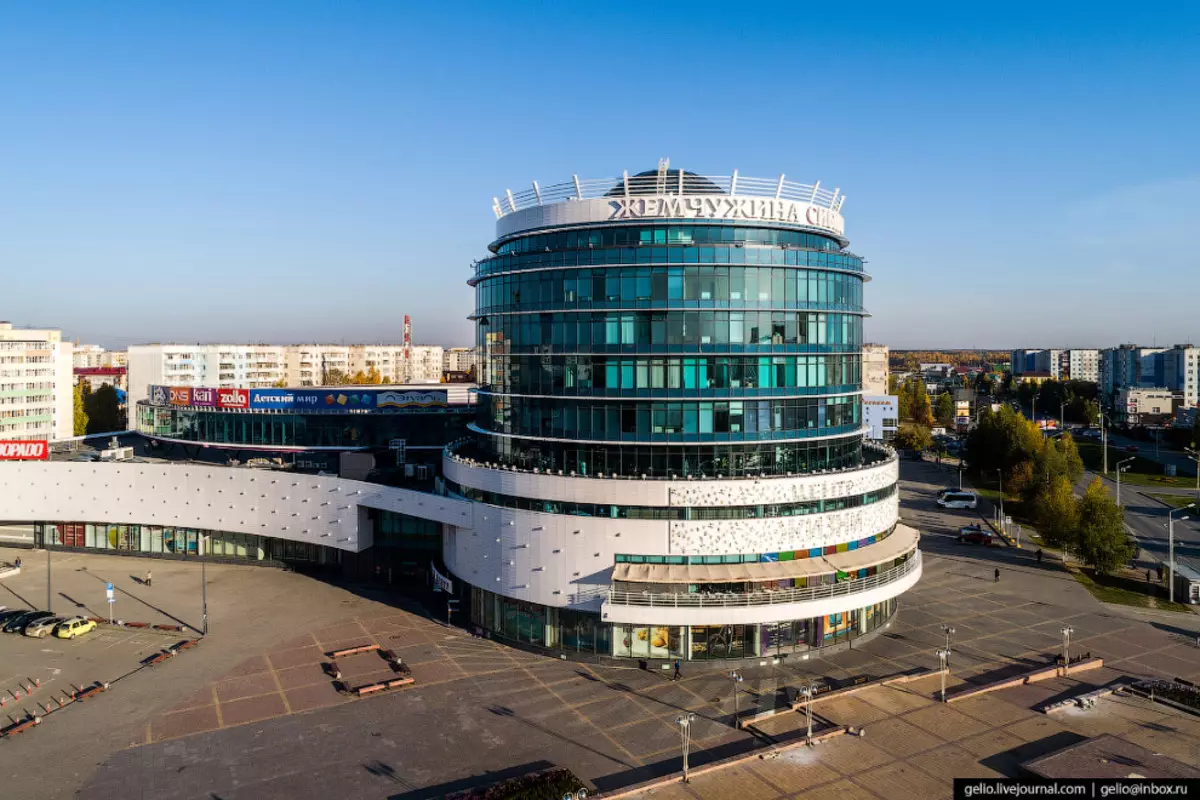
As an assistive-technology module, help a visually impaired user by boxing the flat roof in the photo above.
[1023,734,1200,780]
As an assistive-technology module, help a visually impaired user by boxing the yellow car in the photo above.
[54,616,97,640]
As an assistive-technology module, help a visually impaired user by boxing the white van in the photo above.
[937,490,979,509]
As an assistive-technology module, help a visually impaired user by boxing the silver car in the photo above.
[23,615,65,638]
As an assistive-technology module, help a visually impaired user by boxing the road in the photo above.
[1082,469,1200,572]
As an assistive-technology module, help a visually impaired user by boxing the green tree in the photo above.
[935,392,955,428]
[73,382,90,436]
[84,383,124,433]
[1075,477,1130,575]
[894,423,933,452]
[909,380,934,427]
[1033,475,1080,549]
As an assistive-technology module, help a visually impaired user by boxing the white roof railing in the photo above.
[493,171,845,220]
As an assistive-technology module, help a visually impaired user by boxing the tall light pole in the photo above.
[799,683,817,745]
[728,670,744,728]
[1168,504,1195,605]
[936,649,949,702]
[1101,413,1110,476]
[940,624,955,668]
[1185,447,1199,504]
[990,469,1004,532]
[1060,625,1074,670]
[201,533,209,635]
[1116,457,1135,508]
[674,713,696,782]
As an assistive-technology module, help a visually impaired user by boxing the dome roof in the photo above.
[604,169,724,197]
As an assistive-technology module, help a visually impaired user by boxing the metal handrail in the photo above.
[603,550,920,608]
[494,173,846,219]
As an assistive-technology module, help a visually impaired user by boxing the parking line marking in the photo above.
[211,685,224,727]
[269,665,293,714]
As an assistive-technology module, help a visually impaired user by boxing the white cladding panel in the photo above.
[0,463,475,552]
[445,453,898,510]
[668,495,899,555]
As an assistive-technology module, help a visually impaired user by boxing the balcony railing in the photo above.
[604,551,920,609]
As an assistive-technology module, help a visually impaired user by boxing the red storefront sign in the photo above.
[0,440,49,460]
[217,388,249,409]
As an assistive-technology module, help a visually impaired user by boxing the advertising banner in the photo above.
[169,387,192,406]
[217,388,249,409]
[192,387,218,407]
[292,390,376,410]
[431,562,453,593]
[249,389,299,410]
[377,390,447,409]
[0,440,49,460]
[149,385,169,406]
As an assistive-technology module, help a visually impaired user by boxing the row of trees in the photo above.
[272,367,385,387]
[72,382,125,436]
[1015,379,1100,426]
[965,406,1129,573]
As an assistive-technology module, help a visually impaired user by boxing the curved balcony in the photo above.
[601,550,921,627]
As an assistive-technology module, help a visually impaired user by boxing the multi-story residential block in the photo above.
[72,345,128,370]
[1162,345,1200,408]
[1064,349,1100,383]
[861,343,889,396]
[1116,387,1178,427]
[0,322,75,441]
[285,345,351,386]
[1101,345,1169,405]
[127,345,287,407]
[406,345,444,384]
[442,347,476,376]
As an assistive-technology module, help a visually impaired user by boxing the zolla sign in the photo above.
[610,195,844,235]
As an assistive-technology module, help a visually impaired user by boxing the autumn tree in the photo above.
[1075,478,1131,574]
[73,382,90,436]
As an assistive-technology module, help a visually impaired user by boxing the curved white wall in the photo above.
[0,462,474,553]
[444,452,898,509]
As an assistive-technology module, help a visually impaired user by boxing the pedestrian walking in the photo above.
[1146,569,1153,584]
[1035,549,1043,565]
[672,659,682,681]
[144,570,152,587]
[993,568,1000,583]
[1157,565,1164,582]
[14,557,21,569]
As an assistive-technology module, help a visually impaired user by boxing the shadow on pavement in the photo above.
[980,731,1088,778]
[386,760,555,800]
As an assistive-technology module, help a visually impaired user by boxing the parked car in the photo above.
[3,609,54,634]
[958,526,997,545]
[0,608,29,628]
[937,490,979,509]
[54,616,98,640]
[23,615,66,638]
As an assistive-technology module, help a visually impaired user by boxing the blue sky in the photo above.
[2,2,1197,349]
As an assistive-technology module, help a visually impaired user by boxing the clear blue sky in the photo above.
[2,2,1197,350]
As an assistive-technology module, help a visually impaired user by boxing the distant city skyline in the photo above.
[2,3,1198,347]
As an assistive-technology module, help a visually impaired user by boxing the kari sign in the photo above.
[169,387,192,406]
[217,388,249,409]
[0,440,48,460]
[192,387,217,407]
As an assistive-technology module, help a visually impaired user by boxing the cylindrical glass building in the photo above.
[445,165,918,663]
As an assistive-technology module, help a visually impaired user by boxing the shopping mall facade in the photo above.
[0,165,919,664]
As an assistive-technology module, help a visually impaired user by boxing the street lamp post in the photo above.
[1116,457,1135,508]
[936,649,949,702]
[1168,504,1195,605]
[1101,413,1110,476]
[940,624,955,668]
[1185,447,1200,504]
[799,684,817,745]
[1061,625,1074,671]
[201,533,208,635]
[674,713,696,782]
[728,670,744,728]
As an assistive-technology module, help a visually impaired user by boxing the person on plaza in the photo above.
[1147,569,1153,584]
[1157,565,1164,582]
[994,568,1000,583]
[144,569,152,587]
[14,556,20,569]
[1035,549,1043,564]
[672,659,682,681]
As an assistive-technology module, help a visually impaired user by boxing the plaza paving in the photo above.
[2,460,1198,799]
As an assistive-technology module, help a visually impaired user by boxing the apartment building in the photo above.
[406,345,443,384]
[127,345,287,407]
[285,345,351,386]
[861,343,889,396]
[73,345,128,369]
[442,347,476,376]
[0,322,75,441]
